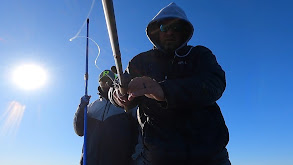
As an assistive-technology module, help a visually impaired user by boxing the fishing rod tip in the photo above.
[69,37,75,42]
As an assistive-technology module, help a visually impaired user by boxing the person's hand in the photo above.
[112,88,132,109]
[79,95,91,109]
[127,76,165,101]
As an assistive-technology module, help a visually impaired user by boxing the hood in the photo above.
[146,2,194,52]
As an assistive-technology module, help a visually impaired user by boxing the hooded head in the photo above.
[146,3,194,54]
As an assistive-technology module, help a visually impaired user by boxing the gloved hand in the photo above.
[79,95,91,109]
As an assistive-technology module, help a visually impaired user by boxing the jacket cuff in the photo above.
[158,80,169,109]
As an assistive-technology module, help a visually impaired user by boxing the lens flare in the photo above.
[0,101,26,136]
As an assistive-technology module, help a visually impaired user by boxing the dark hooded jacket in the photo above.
[109,2,230,165]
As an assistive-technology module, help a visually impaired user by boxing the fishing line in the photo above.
[69,0,96,42]
[69,0,116,85]
[74,36,116,85]
[71,36,102,71]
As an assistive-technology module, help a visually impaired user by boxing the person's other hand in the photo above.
[127,76,165,101]
[112,88,131,109]
[79,95,91,109]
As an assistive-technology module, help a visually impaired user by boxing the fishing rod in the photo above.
[83,18,89,165]
[101,0,128,97]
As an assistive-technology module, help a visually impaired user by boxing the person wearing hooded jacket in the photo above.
[109,2,231,165]
[73,70,142,165]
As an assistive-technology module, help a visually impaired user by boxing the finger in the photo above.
[131,79,165,101]
[114,89,131,107]
[87,95,91,100]
[113,90,124,102]
[128,78,143,93]
[128,76,151,93]
[113,90,125,107]
[128,93,135,101]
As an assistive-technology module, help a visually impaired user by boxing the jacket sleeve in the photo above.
[159,46,226,109]
[73,105,85,136]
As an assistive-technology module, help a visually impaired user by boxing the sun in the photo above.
[12,64,47,90]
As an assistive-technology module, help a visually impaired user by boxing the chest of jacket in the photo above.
[136,48,200,82]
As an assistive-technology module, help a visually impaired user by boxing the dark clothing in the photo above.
[76,116,102,165]
[98,113,139,165]
[108,2,230,165]
[74,96,139,165]
[119,45,230,165]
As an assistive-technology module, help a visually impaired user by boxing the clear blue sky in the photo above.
[1,0,293,164]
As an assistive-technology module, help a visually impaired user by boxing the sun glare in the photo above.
[0,101,25,137]
[12,64,47,90]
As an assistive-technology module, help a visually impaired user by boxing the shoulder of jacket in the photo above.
[193,45,213,53]
[89,98,106,108]
[129,49,157,63]
[136,49,157,57]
